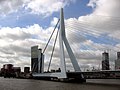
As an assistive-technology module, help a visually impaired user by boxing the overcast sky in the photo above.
[0,0,120,71]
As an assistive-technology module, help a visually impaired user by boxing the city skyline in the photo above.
[0,0,120,71]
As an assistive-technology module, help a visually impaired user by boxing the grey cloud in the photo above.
[0,48,14,55]
[0,31,31,40]
[0,0,75,16]
[0,0,25,15]
[7,33,31,40]
[0,59,9,64]
[9,44,30,57]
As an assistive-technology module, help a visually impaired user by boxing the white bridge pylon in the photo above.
[33,8,81,79]
[59,8,81,78]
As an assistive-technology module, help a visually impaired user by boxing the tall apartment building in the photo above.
[102,52,110,70]
[31,46,44,73]
[115,52,120,70]
[31,46,39,73]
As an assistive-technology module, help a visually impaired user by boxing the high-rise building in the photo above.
[31,46,39,73]
[31,46,44,73]
[115,52,120,70]
[117,52,120,60]
[102,52,110,70]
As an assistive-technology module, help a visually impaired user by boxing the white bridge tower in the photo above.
[59,8,81,78]
[32,8,84,80]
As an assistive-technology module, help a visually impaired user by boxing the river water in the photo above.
[0,77,120,90]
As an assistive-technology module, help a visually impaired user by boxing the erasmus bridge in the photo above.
[31,8,120,82]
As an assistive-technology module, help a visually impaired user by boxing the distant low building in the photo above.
[13,67,21,73]
[24,67,30,73]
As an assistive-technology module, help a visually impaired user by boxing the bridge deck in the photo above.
[32,70,120,79]
[67,70,120,79]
